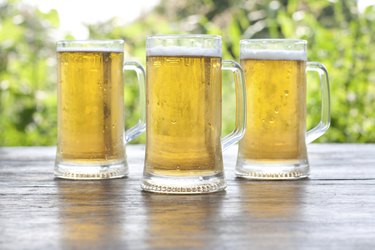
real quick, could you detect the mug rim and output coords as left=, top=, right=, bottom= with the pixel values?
left=56, top=39, right=125, bottom=52
left=240, top=38, right=307, bottom=45
left=57, top=39, right=124, bottom=45
left=147, top=34, right=222, bottom=41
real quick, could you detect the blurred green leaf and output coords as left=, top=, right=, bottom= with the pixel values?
left=1, top=0, right=375, bottom=145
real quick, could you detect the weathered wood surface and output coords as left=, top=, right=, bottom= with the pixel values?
left=0, top=144, right=374, bottom=250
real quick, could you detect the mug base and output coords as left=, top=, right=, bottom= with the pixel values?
left=141, top=172, right=226, bottom=194
left=54, top=161, right=127, bottom=180
left=235, top=159, right=309, bottom=180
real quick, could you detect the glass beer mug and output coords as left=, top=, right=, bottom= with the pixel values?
left=142, top=35, right=246, bottom=193
left=236, top=39, right=330, bottom=179
left=55, top=40, right=145, bottom=179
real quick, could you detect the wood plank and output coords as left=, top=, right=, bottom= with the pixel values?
left=0, top=144, right=374, bottom=250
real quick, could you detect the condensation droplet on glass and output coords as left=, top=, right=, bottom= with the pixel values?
left=170, top=119, right=176, bottom=124
left=284, top=90, right=289, bottom=96
left=269, top=116, right=275, bottom=124
left=274, top=106, right=279, bottom=114
left=286, top=69, right=291, bottom=79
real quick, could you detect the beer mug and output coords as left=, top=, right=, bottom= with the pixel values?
left=142, top=35, right=246, bottom=194
left=236, top=39, right=330, bottom=179
left=54, top=40, right=145, bottom=179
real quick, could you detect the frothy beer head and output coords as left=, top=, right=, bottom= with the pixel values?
left=240, top=49, right=306, bottom=61
left=147, top=46, right=221, bottom=57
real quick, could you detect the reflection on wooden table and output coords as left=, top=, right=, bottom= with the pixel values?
left=57, top=181, right=124, bottom=249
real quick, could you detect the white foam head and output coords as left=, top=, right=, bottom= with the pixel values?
left=240, top=49, right=306, bottom=61
left=57, top=47, right=123, bottom=52
left=147, top=45, right=221, bottom=57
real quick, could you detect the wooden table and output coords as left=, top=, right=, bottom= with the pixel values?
left=0, top=144, right=374, bottom=249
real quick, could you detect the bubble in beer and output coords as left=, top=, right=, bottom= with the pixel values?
left=284, top=90, right=289, bottom=96
left=170, top=119, right=177, bottom=124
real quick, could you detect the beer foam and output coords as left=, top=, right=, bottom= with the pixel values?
left=57, top=47, right=123, bottom=52
left=147, top=46, right=221, bottom=57
left=240, top=49, right=306, bottom=61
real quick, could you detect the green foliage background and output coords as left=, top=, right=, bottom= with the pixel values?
left=0, top=0, right=374, bottom=145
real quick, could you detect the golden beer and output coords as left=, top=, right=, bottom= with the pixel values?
left=145, top=54, right=223, bottom=176
left=56, top=50, right=125, bottom=164
left=238, top=56, right=307, bottom=161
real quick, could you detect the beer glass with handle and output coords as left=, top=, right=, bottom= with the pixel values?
left=236, top=39, right=330, bottom=179
left=55, top=40, right=145, bottom=179
left=142, top=35, right=246, bottom=194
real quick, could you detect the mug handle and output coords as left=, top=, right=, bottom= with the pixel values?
left=123, top=61, right=146, bottom=143
left=221, top=60, right=247, bottom=151
left=306, top=62, right=331, bottom=143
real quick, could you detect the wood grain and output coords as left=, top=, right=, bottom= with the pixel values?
left=0, top=144, right=374, bottom=250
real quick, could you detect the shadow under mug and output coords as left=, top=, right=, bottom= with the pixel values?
left=54, top=40, right=145, bottom=180
left=142, top=34, right=246, bottom=194
left=236, top=39, right=330, bottom=180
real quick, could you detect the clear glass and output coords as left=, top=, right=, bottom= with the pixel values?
left=142, top=35, right=246, bottom=193
left=236, top=39, right=330, bottom=180
left=54, top=40, right=146, bottom=180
